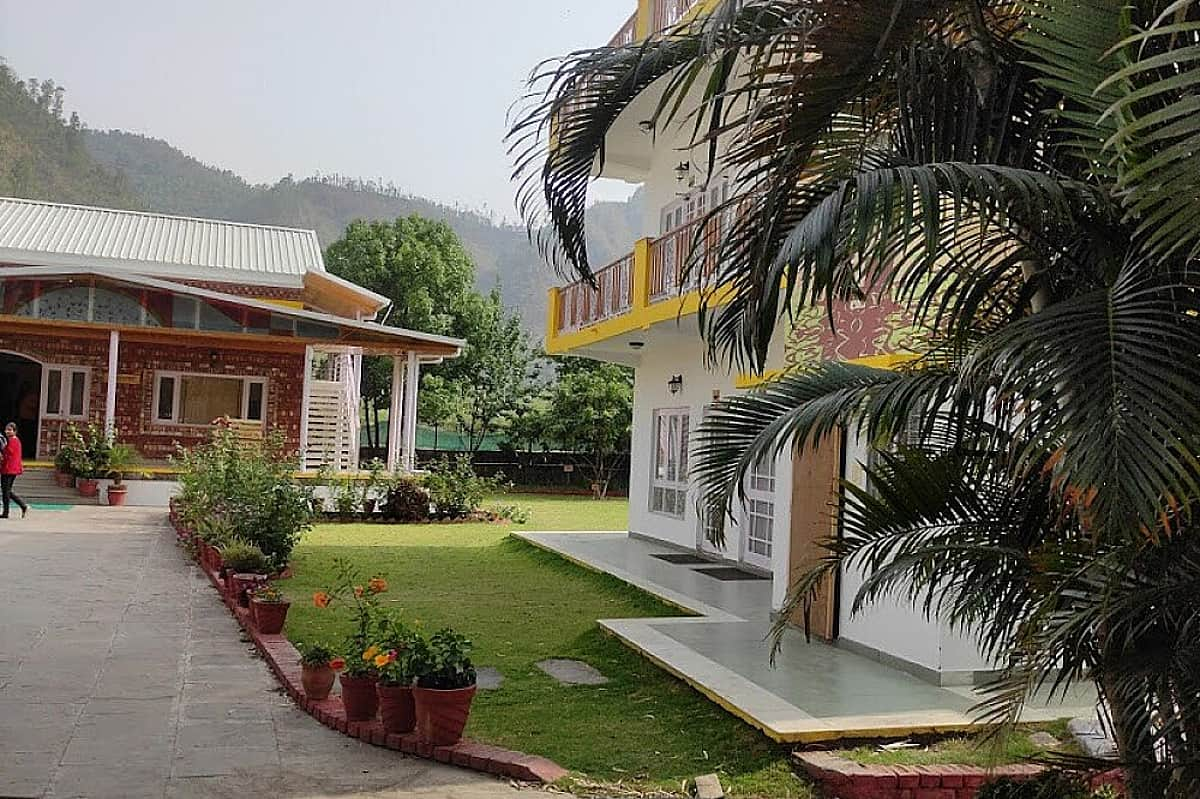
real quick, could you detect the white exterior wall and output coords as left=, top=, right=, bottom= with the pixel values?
left=628, top=332, right=746, bottom=553
left=836, top=431, right=993, bottom=681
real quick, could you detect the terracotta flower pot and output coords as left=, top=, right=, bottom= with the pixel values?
left=250, top=599, right=290, bottom=634
left=54, top=469, right=73, bottom=488
left=77, top=478, right=99, bottom=498
left=376, top=683, right=416, bottom=734
left=301, top=664, right=336, bottom=700
left=232, top=573, right=269, bottom=608
left=339, top=674, right=379, bottom=722
left=413, top=684, right=476, bottom=746
left=107, top=485, right=128, bottom=506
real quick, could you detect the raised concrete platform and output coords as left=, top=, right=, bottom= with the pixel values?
left=514, top=531, right=1096, bottom=743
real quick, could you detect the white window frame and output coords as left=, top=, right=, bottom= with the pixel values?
left=152, top=371, right=267, bottom=426
left=741, top=454, right=776, bottom=569
left=650, top=408, right=690, bottom=518
left=41, top=365, right=90, bottom=420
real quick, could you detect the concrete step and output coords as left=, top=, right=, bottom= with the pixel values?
left=19, top=469, right=100, bottom=505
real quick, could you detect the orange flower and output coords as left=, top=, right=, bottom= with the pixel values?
left=329, top=657, right=346, bottom=671
left=362, top=645, right=379, bottom=662
left=353, top=585, right=364, bottom=598
left=312, top=591, right=330, bottom=608
left=367, top=577, right=387, bottom=594
left=373, top=653, right=391, bottom=667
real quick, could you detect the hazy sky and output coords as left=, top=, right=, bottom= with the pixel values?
left=0, top=1, right=637, bottom=219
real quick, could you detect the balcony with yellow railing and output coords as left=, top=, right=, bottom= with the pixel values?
left=545, top=213, right=732, bottom=355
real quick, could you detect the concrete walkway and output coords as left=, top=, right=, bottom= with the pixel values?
left=0, top=506, right=526, bottom=799
left=515, top=531, right=1097, bottom=744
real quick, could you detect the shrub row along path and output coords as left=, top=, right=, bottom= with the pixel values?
left=0, top=506, right=527, bottom=799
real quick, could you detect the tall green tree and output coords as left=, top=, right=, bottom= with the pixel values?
left=542, top=357, right=632, bottom=497
left=325, top=215, right=475, bottom=446
left=511, top=1, right=1200, bottom=795
left=442, top=288, right=536, bottom=452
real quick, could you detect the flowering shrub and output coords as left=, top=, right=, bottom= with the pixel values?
left=310, top=557, right=390, bottom=676
left=173, top=422, right=313, bottom=569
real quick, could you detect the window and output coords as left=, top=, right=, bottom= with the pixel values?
left=650, top=408, right=690, bottom=517
left=153, top=372, right=266, bottom=425
left=42, top=366, right=89, bottom=419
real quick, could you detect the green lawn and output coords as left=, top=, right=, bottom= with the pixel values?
left=282, top=494, right=809, bottom=798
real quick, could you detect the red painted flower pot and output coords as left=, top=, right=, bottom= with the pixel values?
left=413, top=685, right=476, bottom=746
left=232, top=573, right=269, bottom=608
left=339, top=674, right=379, bottom=722
left=77, top=478, right=99, bottom=498
left=250, top=599, right=289, bottom=634
left=376, top=683, right=416, bottom=734
left=54, top=470, right=73, bottom=488
left=301, top=664, right=336, bottom=700
left=106, top=485, right=128, bottom=506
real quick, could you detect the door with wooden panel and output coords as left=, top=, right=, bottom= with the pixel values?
left=788, top=432, right=843, bottom=641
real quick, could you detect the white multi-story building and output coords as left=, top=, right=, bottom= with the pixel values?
left=544, top=0, right=992, bottom=686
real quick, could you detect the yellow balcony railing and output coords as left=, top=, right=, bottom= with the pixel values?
left=545, top=211, right=735, bottom=353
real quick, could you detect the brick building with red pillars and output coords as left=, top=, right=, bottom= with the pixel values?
left=0, top=197, right=461, bottom=471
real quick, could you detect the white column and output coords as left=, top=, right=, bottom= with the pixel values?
left=299, top=345, right=314, bottom=469
left=104, top=330, right=119, bottom=437
left=401, top=351, right=419, bottom=471
left=386, top=355, right=404, bottom=471
left=348, top=349, right=363, bottom=471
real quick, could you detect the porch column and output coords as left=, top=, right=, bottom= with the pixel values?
left=401, top=351, right=419, bottom=471
left=104, top=330, right=119, bottom=437
left=386, top=355, right=404, bottom=471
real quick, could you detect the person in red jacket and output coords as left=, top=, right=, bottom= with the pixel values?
left=1, top=422, right=28, bottom=518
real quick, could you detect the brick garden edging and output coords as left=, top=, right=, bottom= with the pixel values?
left=169, top=512, right=568, bottom=785
left=795, top=751, right=1044, bottom=799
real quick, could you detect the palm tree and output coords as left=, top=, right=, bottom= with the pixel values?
left=509, top=1, right=1200, bottom=796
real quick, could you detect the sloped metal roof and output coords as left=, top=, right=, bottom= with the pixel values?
left=0, top=196, right=325, bottom=279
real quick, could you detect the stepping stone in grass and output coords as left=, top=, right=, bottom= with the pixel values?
left=535, top=658, right=609, bottom=686
left=477, top=666, right=504, bottom=690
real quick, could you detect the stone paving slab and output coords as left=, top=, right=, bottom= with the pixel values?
left=0, top=506, right=526, bottom=799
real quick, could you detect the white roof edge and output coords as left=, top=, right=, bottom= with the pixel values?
left=0, top=249, right=304, bottom=288
left=0, top=196, right=325, bottom=240
left=0, top=266, right=464, bottom=351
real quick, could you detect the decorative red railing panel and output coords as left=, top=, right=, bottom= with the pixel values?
left=556, top=253, right=634, bottom=334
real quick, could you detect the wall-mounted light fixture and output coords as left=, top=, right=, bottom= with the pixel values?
left=629, top=340, right=645, bottom=350
left=668, top=374, right=683, bottom=395
left=674, top=161, right=691, bottom=184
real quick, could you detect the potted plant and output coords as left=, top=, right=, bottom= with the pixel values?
left=373, top=619, right=424, bottom=734
left=219, top=539, right=271, bottom=607
left=297, top=643, right=343, bottom=701
left=339, top=645, right=380, bottom=722
left=52, top=439, right=79, bottom=487
left=195, top=517, right=231, bottom=572
left=249, top=583, right=290, bottom=634
left=104, top=442, right=137, bottom=506
left=411, top=627, right=477, bottom=746
left=312, top=560, right=390, bottom=721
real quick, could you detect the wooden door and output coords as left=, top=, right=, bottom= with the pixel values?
left=788, top=432, right=843, bottom=640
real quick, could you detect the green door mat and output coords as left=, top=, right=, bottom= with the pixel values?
left=28, top=503, right=73, bottom=511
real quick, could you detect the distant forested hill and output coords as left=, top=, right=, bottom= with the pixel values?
left=0, top=62, right=139, bottom=207
left=0, top=58, right=642, bottom=334
left=82, top=130, right=643, bottom=332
